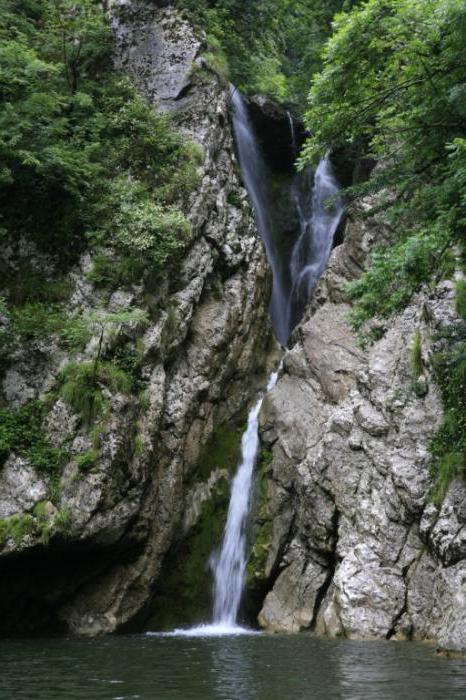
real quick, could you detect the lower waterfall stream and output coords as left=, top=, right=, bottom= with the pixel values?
left=211, top=368, right=280, bottom=629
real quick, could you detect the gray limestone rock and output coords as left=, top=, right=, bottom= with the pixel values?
left=0, top=456, right=47, bottom=519
left=256, top=199, right=466, bottom=651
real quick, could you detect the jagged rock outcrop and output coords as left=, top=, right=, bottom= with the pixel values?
left=256, top=200, right=466, bottom=653
left=0, top=1, right=273, bottom=635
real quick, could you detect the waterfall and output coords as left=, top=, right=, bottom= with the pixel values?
left=230, top=86, right=343, bottom=346
left=165, top=91, right=343, bottom=639
left=229, top=86, right=290, bottom=346
left=287, top=110, right=297, bottom=157
left=211, top=368, right=280, bottom=627
left=167, top=368, right=281, bottom=636
left=288, top=157, right=343, bottom=330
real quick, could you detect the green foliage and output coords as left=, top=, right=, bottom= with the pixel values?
left=0, top=401, right=67, bottom=476
left=92, top=177, right=191, bottom=271
left=302, top=0, right=466, bottom=499
left=0, top=503, right=72, bottom=548
left=53, top=506, right=71, bottom=533
left=227, top=190, right=243, bottom=208
left=110, top=343, right=145, bottom=393
left=429, top=281, right=466, bottom=501
left=455, top=279, right=466, bottom=320
left=0, top=0, right=197, bottom=270
left=0, top=295, right=14, bottom=370
left=76, top=448, right=98, bottom=472
left=58, top=360, right=132, bottom=424
left=346, top=228, right=449, bottom=330
left=0, top=513, right=34, bottom=547
left=4, top=274, right=72, bottom=307
left=59, top=315, right=93, bottom=351
left=178, top=0, right=350, bottom=108
left=87, top=253, right=145, bottom=289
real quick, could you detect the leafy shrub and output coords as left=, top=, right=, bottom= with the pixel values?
left=110, top=344, right=145, bottom=393
left=76, top=449, right=98, bottom=472
left=346, top=228, right=449, bottom=331
left=5, top=275, right=71, bottom=307
left=87, top=253, right=145, bottom=289
left=58, top=361, right=132, bottom=424
left=59, top=315, right=93, bottom=351
left=429, top=282, right=466, bottom=501
left=9, top=303, right=65, bottom=343
left=0, top=401, right=67, bottom=477
left=0, top=0, right=199, bottom=273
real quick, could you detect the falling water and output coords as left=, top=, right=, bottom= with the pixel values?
left=165, top=92, right=342, bottom=638
left=287, top=110, right=297, bottom=157
left=230, top=86, right=343, bottom=346
left=229, top=86, right=290, bottom=346
left=288, top=157, right=344, bottom=330
left=211, top=368, right=280, bottom=628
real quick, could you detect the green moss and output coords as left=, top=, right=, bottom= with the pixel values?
left=455, top=279, right=466, bottom=321
left=145, top=477, right=230, bottom=630
left=144, top=415, right=249, bottom=629
left=246, top=447, right=274, bottom=592
left=227, top=190, right=243, bottom=208
left=189, top=420, right=245, bottom=485
left=429, top=280, right=466, bottom=501
left=411, top=329, right=423, bottom=379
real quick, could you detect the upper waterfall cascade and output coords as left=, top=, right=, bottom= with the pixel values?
left=230, top=86, right=344, bottom=346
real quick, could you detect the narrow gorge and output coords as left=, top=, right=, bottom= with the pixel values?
left=0, top=2, right=465, bottom=696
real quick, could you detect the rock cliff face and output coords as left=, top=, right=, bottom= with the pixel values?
left=255, top=200, right=466, bottom=653
left=0, top=2, right=272, bottom=635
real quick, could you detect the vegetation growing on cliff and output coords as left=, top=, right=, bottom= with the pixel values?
left=178, top=0, right=357, bottom=109
left=0, top=0, right=194, bottom=258
left=301, top=0, right=466, bottom=494
left=0, top=0, right=198, bottom=467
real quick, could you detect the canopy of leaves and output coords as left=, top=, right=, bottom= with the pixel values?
left=301, top=0, right=466, bottom=324
left=301, top=0, right=466, bottom=495
left=0, top=0, right=193, bottom=265
left=177, top=0, right=355, bottom=109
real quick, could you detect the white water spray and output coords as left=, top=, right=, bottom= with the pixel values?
left=289, top=156, right=344, bottom=317
left=230, top=87, right=343, bottom=346
left=161, top=368, right=280, bottom=638
left=229, top=86, right=290, bottom=346
left=211, top=368, right=280, bottom=628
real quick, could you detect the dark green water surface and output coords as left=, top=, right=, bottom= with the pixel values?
left=0, top=633, right=465, bottom=700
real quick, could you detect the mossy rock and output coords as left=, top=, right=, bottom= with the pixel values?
left=186, top=418, right=246, bottom=486
left=245, top=447, right=274, bottom=616
left=144, top=477, right=230, bottom=630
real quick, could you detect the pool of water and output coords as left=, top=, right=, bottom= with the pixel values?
left=0, top=632, right=465, bottom=700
